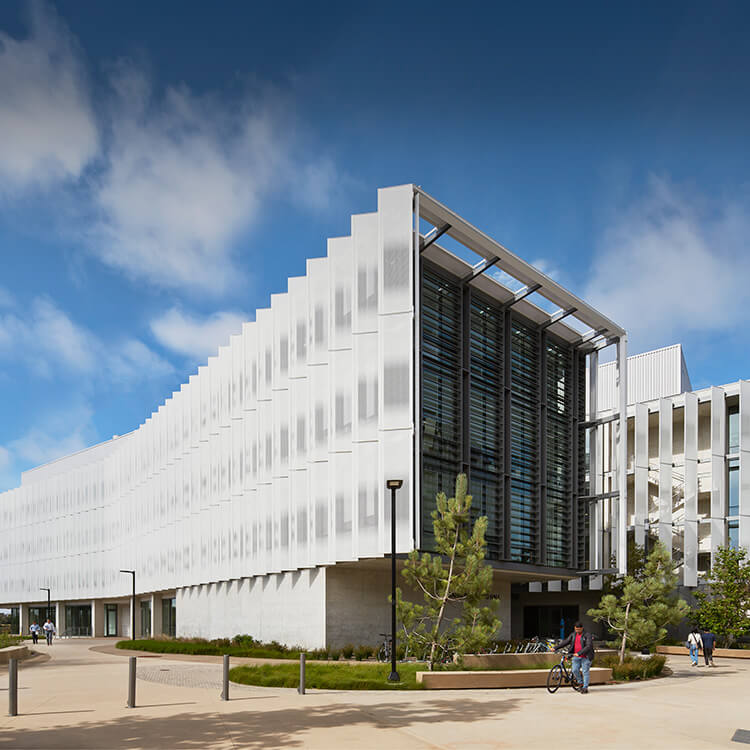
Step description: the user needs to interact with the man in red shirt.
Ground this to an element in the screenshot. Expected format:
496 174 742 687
554 621 595 693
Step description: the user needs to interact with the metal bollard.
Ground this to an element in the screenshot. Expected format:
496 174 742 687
221 654 229 701
127 656 136 708
8 658 17 717
298 653 306 695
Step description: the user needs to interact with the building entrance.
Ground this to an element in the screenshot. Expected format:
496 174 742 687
65 605 92 637
523 605 579 639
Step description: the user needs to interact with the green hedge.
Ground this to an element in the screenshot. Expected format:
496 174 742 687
229 662 425 690
116 637 303 660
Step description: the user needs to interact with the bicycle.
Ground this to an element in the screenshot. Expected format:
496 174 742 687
377 633 392 663
546 655 584 693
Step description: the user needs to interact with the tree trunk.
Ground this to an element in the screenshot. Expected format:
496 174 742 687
428 523 461 670
619 601 631 665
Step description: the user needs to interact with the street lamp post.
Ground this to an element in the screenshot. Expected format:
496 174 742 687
120 570 136 640
386 479 403 682
39 587 51 624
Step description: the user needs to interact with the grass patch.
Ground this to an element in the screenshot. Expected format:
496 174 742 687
229 662 425 690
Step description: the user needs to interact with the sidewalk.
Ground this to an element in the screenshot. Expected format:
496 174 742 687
1 639 748 749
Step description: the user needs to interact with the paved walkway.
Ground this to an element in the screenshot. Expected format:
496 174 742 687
1 639 749 749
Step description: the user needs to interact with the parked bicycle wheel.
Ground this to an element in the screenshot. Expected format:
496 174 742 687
377 644 389 663
546 664 564 693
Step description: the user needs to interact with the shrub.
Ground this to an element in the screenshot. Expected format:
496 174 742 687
341 644 355 659
354 645 372 661
232 634 257 647
597 653 666 681
306 648 328 660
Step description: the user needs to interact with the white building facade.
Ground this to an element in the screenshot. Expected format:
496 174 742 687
2 184 635 646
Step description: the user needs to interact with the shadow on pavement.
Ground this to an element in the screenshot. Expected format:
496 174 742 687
0 696 523 749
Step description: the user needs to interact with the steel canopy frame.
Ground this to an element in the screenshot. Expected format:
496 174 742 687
414 186 626 342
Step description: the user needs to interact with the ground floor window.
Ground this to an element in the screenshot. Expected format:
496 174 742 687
29 606 52 627
140 600 151 638
8 607 19 634
104 604 118 636
65 605 92 637
523 605 579 639
162 597 176 637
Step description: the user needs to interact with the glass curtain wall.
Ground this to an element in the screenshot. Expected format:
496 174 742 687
420 261 583 568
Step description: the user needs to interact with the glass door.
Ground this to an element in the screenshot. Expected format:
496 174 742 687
140 601 151 638
104 604 118 636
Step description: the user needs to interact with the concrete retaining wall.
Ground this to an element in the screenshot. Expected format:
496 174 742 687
462 653 557 669
0 645 29 665
416 667 612 689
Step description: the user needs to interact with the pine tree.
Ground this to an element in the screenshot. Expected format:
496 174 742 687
588 541 689 664
693 546 750 647
395 474 500 670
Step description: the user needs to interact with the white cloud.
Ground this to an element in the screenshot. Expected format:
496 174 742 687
0 5 348 296
0 296 173 382
151 307 247 362
90 65 294 294
0 1 98 190
584 176 750 352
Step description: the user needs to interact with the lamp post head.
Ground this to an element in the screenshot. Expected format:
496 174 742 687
386 479 403 490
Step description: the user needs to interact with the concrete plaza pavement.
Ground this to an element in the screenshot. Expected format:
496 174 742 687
0 638 748 749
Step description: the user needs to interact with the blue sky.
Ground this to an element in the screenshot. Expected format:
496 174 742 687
1 0 749 491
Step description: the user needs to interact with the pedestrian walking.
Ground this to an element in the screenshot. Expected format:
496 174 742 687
29 621 41 645
701 628 716 666
42 618 56 645
686 627 702 666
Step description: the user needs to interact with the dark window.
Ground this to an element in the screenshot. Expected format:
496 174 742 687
545 339 572 567
469 294 503 559
729 458 739 515
510 319 539 564
728 405 739 454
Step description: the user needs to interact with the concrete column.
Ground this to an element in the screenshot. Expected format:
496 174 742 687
710 387 727 565
683 393 699 587
150 593 162 637
739 381 750 549
615 336 628 575
18 604 26 636
55 602 64 637
91 600 105 637
659 398 673 555
634 403 649 547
